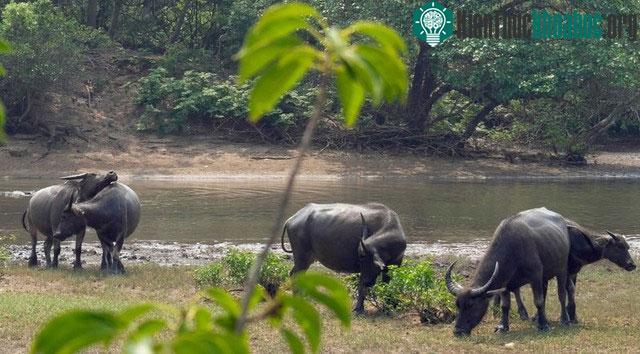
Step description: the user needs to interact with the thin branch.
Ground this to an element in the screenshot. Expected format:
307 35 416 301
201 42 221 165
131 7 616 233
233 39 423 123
235 67 330 333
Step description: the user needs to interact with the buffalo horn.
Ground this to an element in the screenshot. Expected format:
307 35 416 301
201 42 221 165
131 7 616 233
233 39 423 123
469 262 500 297
60 173 88 180
445 261 463 296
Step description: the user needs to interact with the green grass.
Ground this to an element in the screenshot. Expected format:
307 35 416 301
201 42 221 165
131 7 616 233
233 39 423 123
0 261 638 352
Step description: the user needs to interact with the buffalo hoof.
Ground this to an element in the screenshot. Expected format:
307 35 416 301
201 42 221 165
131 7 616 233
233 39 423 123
537 323 551 332
73 264 83 270
353 307 365 315
518 309 530 321
28 257 38 268
570 318 580 325
494 324 509 333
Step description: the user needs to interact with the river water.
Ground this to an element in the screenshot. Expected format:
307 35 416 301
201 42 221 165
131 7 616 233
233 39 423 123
2 178 640 248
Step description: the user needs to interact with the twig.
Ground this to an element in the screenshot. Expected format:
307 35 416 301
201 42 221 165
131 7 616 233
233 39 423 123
235 70 330 333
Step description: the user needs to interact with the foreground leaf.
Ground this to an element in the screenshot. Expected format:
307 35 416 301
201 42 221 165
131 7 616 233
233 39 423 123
31 310 123 354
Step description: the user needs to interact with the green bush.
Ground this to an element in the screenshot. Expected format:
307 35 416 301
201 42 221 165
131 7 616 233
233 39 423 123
194 250 290 295
193 262 224 287
346 260 456 324
221 249 255 285
135 68 314 136
0 0 89 130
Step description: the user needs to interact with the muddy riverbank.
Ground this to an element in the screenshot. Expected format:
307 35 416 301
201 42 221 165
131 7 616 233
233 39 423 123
7 237 640 267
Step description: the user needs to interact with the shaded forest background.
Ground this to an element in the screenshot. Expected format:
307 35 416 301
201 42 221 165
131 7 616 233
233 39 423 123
1 0 639 161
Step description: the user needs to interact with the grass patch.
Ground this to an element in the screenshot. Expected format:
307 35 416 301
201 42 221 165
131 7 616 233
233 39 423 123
0 260 638 352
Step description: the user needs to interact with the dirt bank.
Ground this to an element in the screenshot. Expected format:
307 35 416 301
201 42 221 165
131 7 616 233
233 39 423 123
3 135 640 180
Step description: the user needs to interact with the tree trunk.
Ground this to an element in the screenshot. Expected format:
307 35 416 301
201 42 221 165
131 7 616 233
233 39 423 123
108 0 124 38
86 0 98 28
170 1 190 44
142 0 153 20
459 100 499 141
407 41 435 132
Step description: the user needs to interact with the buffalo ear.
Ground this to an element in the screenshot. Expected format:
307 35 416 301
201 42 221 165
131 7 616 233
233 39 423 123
357 240 366 257
60 173 88 180
71 204 85 217
372 250 385 271
485 287 507 297
568 225 596 253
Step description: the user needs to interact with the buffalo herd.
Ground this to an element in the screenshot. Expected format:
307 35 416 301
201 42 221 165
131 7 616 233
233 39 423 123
19 172 636 336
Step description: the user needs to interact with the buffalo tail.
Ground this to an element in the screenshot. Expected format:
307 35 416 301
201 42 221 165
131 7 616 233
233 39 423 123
21 209 29 232
281 223 292 253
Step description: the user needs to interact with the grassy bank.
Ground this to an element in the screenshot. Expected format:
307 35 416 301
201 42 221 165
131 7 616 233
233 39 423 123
0 262 638 353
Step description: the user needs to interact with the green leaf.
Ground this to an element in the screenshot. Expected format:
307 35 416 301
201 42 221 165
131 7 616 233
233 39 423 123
283 296 321 353
173 331 248 354
31 310 123 354
253 2 319 33
248 285 268 311
293 272 351 327
355 44 408 102
248 46 317 121
245 17 309 51
118 303 157 324
0 39 10 53
338 48 383 105
336 67 365 127
343 21 407 54
205 288 241 317
281 328 305 354
124 319 167 354
238 37 302 82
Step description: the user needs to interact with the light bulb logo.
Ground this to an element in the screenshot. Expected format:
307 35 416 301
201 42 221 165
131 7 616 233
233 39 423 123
412 2 453 47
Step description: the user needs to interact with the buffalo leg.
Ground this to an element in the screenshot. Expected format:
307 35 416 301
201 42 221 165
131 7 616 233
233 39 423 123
557 273 570 325
492 294 501 318
100 239 113 272
513 288 530 320
495 291 511 332
567 274 579 323
112 235 125 274
354 276 369 314
531 278 550 331
28 228 38 267
73 230 85 269
52 239 61 268
43 237 53 268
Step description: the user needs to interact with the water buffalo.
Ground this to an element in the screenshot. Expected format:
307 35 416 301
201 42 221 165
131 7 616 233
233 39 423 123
445 207 573 336
54 182 140 274
494 225 636 323
22 171 118 268
281 203 407 314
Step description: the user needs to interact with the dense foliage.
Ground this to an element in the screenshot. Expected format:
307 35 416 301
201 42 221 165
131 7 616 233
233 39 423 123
194 250 290 295
136 68 314 136
1 0 639 156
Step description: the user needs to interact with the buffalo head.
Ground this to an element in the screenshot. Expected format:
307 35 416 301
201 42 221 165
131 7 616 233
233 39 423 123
53 198 87 241
61 171 117 201
603 231 636 271
445 261 505 336
357 213 386 286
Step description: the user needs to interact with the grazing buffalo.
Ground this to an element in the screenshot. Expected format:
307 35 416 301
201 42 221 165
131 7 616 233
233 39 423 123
281 203 407 313
54 182 140 274
446 207 574 336
494 224 636 323
22 171 118 268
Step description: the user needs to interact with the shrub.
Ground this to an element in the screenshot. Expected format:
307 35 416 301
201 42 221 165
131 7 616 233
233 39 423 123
135 68 314 136
194 250 290 295
193 262 224 287
346 260 457 324
0 0 85 130
221 249 255 285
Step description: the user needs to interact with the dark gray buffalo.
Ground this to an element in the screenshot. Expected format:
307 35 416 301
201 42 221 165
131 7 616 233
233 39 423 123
281 203 407 313
54 182 140 274
494 224 635 323
22 171 118 268
446 207 574 336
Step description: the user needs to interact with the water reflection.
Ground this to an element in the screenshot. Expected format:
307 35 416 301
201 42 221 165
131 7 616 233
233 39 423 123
2 178 640 244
